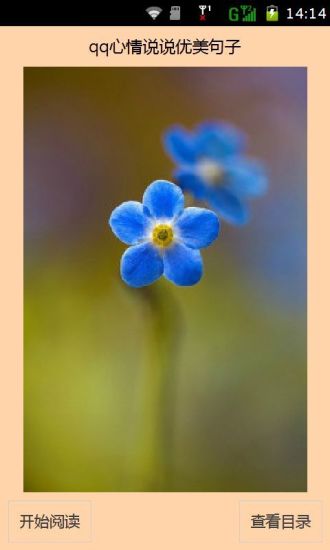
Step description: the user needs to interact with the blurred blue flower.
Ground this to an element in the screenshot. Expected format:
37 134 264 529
163 121 267 225
109 180 220 288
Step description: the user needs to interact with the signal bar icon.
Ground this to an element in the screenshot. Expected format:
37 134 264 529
146 6 163 20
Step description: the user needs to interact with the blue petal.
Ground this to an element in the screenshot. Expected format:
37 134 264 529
164 243 203 286
109 201 150 245
207 188 249 225
195 121 246 160
143 180 184 219
174 168 208 200
175 207 220 249
222 157 268 197
163 126 197 164
120 243 163 288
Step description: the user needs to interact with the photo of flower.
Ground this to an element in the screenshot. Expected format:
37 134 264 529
164 121 267 224
24 67 306 492
109 180 220 287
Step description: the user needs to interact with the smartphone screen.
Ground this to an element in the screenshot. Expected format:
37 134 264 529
1 2 328 548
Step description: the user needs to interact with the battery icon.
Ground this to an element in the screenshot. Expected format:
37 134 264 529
266 5 279 21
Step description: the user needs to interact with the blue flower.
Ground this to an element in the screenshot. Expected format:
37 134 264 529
163 121 267 225
109 180 220 288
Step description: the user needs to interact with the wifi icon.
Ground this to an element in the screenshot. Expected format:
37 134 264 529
146 6 163 20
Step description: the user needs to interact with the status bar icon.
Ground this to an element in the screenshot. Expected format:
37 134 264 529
266 5 279 22
146 6 163 20
170 6 181 20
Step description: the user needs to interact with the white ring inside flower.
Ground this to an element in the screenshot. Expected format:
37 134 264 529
197 158 224 186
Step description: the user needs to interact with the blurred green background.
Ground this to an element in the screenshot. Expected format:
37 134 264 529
24 68 306 492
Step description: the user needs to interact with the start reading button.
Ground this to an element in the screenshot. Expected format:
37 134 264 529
8 500 92 543
239 500 323 543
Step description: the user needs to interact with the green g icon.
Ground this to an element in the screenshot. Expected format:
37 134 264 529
229 7 240 22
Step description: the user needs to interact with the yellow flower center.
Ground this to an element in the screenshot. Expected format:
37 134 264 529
152 224 174 248
197 158 224 186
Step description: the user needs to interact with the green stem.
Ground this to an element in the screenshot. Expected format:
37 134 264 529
134 283 182 490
